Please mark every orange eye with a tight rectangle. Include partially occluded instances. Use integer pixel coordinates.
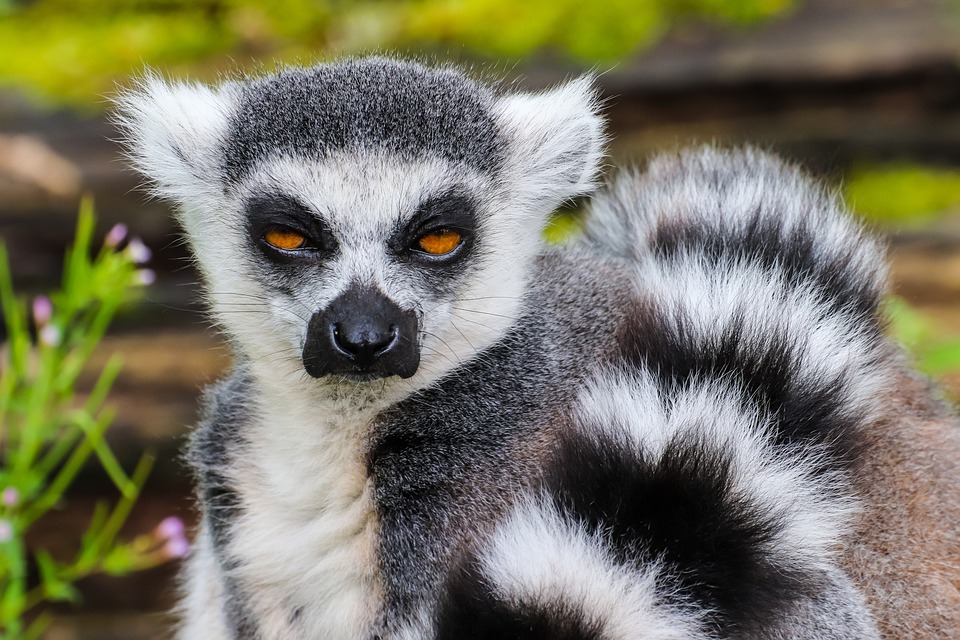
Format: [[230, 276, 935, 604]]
[[417, 229, 462, 256], [264, 228, 308, 251]]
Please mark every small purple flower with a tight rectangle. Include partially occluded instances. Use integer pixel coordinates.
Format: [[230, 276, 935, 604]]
[[0, 519, 12, 543], [32, 296, 52, 326], [156, 516, 185, 540], [126, 237, 152, 264], [155, 516, 189, 558], [136, 268, 156, 286], [104, 223, 128, 248], [2, 487, 18, 508], [163, 535, 190, 559]]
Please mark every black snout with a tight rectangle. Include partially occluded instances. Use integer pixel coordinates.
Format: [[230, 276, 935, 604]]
[[333, 321, 396, 364], [303, 284, 419, 380]]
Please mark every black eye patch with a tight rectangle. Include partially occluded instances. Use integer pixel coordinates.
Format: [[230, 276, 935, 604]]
[[392, 191, 478, 264], [245, 194, 337, 259]]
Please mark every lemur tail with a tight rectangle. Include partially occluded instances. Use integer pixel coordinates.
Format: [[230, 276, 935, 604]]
[[580, 146, 893, 454], [582, 146, 887, 310], [432, 148, 891, 638]]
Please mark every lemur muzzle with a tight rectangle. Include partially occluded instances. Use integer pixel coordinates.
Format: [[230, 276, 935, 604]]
[[303, 284, 420, 380]]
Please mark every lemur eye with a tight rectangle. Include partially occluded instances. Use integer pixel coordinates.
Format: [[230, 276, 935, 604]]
[[416, 229, 462, 256], [264, 228, 308, 251]]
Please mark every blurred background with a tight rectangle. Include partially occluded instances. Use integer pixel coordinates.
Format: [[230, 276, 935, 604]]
[[1, 0, 959, 637]]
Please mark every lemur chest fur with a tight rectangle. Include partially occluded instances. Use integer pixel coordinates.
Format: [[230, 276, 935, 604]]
[[219, 395, 383, 640]]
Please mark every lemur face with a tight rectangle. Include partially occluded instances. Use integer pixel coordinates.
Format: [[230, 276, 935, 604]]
[[230, 151, 508, 383], [118, 58, 605, 389]]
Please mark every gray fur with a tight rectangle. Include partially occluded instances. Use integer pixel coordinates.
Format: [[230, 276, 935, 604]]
[[764, 568, 880, 639], [224, 58, 505, 183], [368, 248, 633, 631], [186, 371, 258, 637]]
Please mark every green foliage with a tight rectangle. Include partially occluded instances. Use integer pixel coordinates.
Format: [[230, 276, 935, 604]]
[[0, 201, 182, 638], [543, 209, 584, 245], [398, 0, 792, 61], [0, 0, 794, 108], [845, 163, 960, 228], [886, 297, 960, 380], [845, 164, 960, 383]]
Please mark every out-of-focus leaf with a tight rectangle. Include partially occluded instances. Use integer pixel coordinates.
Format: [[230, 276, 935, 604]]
[[544, 210, 584, 245], [846, 163, 960, 227], [921, 341, 960, 375], [886, 296, 960, 379], [35, 552, 79, 604]]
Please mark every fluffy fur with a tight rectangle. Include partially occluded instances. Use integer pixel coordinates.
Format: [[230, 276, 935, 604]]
[[116, 58, 960, 639]]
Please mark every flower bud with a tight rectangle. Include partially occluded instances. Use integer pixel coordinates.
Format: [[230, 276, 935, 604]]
[[104, 223, 128, 248], [163, 535, 190, 559], [32, 296, 52, 326], [156, 516, 185, 540], [2, 487, 18, 508], [126, 237, 152, 264]]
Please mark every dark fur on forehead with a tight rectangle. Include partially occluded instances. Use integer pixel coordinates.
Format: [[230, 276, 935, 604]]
[[223, 57, 505, 183]]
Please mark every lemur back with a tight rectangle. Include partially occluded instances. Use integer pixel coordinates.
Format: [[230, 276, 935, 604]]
[[117, 58, 960, 639]]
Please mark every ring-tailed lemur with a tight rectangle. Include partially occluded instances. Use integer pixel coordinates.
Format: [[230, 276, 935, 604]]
[[116, 57, 960, 639]]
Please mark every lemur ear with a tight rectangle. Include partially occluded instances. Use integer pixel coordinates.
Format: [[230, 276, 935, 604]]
[[494, 76, 606, 209], [114, 74, 234, 205]]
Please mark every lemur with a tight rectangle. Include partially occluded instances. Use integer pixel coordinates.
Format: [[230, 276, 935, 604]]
[[117, 58, 960, 639]]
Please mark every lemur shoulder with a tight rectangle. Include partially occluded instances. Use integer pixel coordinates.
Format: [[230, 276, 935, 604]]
[[117, 57, 960, 639]]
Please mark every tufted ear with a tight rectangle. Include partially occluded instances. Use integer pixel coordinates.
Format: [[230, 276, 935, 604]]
[[114, 74, 234, 206], [493, 76, 607, 211]]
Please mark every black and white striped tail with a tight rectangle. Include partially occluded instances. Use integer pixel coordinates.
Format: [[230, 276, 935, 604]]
[[432, 148, 889, 639]]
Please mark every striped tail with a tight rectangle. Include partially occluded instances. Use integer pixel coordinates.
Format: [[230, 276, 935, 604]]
[[431, 148, 890, 639]]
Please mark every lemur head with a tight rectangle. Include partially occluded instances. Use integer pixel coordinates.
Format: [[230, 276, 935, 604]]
[[118, 58, 605, 390]]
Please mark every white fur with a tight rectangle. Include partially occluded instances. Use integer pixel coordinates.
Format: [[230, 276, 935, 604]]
[[177, 522, 232, 638], [576, 370, 855, 572], [628, 256, 892, 425], [479, 497, 708, 639], [213, 368, 398, 639], [113, 74, 236, 212], [494, 75, 607, 211]]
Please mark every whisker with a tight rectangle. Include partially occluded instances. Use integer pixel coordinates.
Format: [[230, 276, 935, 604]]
[[450, 307, 519, 321], [421, 331, 462, 366]]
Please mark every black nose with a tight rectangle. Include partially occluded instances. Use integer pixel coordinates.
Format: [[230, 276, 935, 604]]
[[303, 284, 419, 380], [332, 320, 397, 364]]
